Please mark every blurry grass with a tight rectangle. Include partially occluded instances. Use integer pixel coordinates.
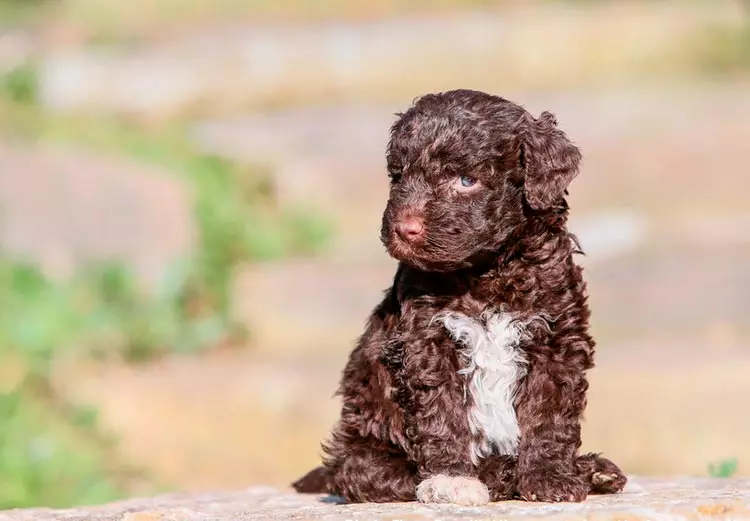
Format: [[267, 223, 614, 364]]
[[1, 60, 37, 106], [0, 390, 120, 509], [0, 0, 51, 27], [0, 60, 331, 509], [0, 257, 177, 506], [0, 259, 238, 364], [708, 458, 739, 478]]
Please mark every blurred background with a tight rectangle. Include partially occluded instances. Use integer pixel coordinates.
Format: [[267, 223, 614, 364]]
[[0, 0, 748, 510]]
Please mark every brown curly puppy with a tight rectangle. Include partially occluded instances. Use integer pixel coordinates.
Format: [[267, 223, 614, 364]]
[[293, 89, 626, 505]]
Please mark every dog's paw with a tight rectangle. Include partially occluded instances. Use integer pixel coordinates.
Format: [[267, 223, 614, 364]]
[[416, 475, 490, 506], [591, 470, 627, 494], [590, 456, 627, 494], [591, 471, 616, 487], [519, 467, 588, 503]]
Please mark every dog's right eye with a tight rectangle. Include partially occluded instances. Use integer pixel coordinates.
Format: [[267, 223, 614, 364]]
[[388, 169, 403, 184]]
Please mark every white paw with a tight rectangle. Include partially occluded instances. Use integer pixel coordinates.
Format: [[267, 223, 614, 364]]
[[416, 475, 490, 506]]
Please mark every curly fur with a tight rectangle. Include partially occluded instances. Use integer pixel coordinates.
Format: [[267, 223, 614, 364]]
[[292, 89, 626, 504]]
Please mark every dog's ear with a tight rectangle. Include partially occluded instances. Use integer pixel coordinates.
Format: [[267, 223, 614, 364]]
[[520, 111, 581, 211]]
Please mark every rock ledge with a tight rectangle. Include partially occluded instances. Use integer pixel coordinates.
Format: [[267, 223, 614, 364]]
[[2, 477, 749, 521]]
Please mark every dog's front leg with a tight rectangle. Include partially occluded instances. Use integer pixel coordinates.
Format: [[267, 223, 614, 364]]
[[515, 345, 591, 503], [404, 336, 490, 506]]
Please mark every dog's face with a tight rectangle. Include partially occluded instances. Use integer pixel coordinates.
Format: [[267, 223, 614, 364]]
[[380, 89, 582, 272]]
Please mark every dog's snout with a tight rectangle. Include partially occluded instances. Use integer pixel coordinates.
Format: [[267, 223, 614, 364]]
[[395, 215, 424, 242]]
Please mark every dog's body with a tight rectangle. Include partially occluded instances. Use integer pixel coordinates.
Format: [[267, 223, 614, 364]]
[[293, 90, 626, 505]]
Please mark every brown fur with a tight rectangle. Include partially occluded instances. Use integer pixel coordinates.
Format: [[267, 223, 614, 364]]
[[293, 89, 626, 503]]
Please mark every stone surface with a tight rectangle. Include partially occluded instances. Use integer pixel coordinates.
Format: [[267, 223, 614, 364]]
[[2, 478, 750, 520]]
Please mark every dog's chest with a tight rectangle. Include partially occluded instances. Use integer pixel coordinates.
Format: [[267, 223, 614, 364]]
[[439, 311, 529, 464]]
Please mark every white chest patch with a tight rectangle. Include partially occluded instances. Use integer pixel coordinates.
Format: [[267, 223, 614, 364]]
[[438, 311, 530, 464]]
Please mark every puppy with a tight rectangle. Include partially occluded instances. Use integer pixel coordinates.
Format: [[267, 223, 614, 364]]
[[293, 89, 626, 505]]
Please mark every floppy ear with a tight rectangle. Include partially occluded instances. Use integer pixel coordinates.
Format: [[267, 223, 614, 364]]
[[520, 111, 582, 211]]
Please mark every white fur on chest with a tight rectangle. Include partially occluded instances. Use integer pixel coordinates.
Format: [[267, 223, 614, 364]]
[[438, 311, 530, 465]]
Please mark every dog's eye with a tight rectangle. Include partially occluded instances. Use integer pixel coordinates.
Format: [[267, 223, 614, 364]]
[[388, 168, 403, 184], [457, 175, 478, 189]]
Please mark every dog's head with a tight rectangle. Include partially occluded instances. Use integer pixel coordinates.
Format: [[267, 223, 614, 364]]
[[380, 89, 581, 272]]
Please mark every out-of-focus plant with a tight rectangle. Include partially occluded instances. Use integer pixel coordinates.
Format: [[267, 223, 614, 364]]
[[0, 259, 123, 507], [690, 14, 750, 76], [0, 60, 37, 106], [0, 54, 332, 510], [708, 458, 739, 479], [0, 59, 332, 355], [0, 389, 122, 510]]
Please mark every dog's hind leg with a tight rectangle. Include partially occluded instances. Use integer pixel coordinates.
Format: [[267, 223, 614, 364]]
[[576, 453, 627, 494], [292, 466, 331, 494], [327, 444, 418, 503], [478, 453, 625, 501]]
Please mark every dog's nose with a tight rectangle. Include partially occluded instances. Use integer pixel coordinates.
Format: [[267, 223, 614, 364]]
[[395, 216, 424, 242]]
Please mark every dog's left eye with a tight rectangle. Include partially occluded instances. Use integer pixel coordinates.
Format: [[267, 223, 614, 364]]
[[457, 175, 477, 188]]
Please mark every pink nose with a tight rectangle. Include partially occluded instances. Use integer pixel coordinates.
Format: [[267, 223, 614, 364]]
[[395, 216, 424, 242]]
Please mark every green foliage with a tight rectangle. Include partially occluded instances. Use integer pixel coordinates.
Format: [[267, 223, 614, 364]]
[[0, 389, 121, 509], [39, 119, 333, 319], [0, 258, 208, 507], [708, 458, 739, 478], [0, 0, 50, 27], [0, 61, 38, 106], [0, 166, 330, 508], [0, 263, 126, 508], [0, 60, 332, 510], [0, 65, 332, 343], [1, 260, 175, 364]]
